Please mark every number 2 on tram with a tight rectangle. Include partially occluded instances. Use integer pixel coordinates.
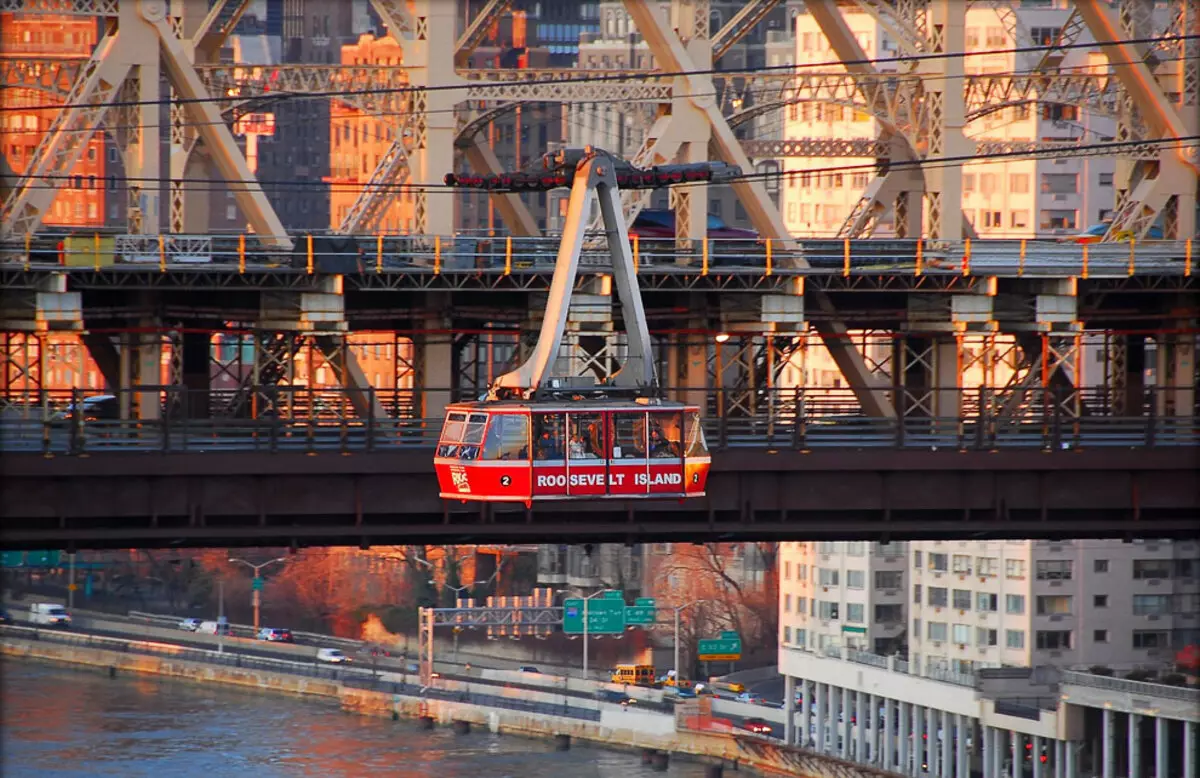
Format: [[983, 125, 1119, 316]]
[[434, 403, 711, 504]]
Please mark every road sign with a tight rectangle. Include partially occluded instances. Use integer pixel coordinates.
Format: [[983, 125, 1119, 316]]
[[625, 597, 657, 626], [0, 551, 24, 568], [252, 577, 265, 591], [563, 597, 626, 634], [3, 551, 61, 569], [698, 632, 742, 661], [602, 590, 624, 600]]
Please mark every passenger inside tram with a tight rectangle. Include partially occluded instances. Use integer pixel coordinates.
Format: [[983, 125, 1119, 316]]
[[648, 416, 682, 457], [535, 428, 563, 460]]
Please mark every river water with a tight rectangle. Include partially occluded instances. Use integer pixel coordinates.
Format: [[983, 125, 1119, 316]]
[[1, 662, 712, 778]]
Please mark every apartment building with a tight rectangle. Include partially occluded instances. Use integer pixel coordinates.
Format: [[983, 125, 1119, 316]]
[[908, 538, 1200, 675], [1, 13, 121, 229], [779, 541, 908, 656], [782, 4, 1118, 238]]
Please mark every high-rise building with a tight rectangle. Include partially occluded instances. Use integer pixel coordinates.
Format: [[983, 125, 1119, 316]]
[[908, 538, 1200, 675], [779, 541, 908, 657], [1, 13, 121, 229], [781, 4, 1119, 238]]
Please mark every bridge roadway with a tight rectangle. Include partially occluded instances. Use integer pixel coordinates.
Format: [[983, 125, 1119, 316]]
[[1, 416, 1196, 548]]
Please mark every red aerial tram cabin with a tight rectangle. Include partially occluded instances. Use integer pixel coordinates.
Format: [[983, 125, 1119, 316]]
[[434, 399, 711, 504], [436, 148, 739, 506]]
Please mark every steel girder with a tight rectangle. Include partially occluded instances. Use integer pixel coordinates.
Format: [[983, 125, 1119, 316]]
[[711, 0, 784, 62], [0, 0, 117, 13]]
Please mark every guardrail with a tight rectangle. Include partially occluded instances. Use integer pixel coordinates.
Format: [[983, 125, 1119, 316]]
[[1060, 669, 1200, 704], [3, 234, 1194, 278], [1, 413, 1194, 454], [0, 624, 603, 722], [126, 610, 364, 651]]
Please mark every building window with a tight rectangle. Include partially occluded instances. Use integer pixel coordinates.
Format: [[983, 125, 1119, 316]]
[[1035, 630, 1072, 650], [913, 550, 922, 568], [846, 570, 865, 590], [1005, 594, 1026, 615], [976, 592, 998, 612], [1011, 210, 1030, 229], [913, 583, 922, 604], [952, 623, 971, 644], [928, 621, 947, 642], [928, 587, 948, 607], [1035, 560, 1073, 581], [1099, 172, 1114, 187], [976, 627, 998, 647], [929, 553, 948, 572], [1005, 559, 1026, 579], [875, 570, 902, 590], [1132, 594, 1170, 615], [818, 601, 839, 621], [784, 626, 791, 644], [1009, 173, 1030, 193], [845, 542, 864, 556], [846, 603, 864, 623], [1094, 559, 1109, 573], [983, 211, 1002, 228], [1133, 559, 1170, 580], [817, 541, 837, 555], [874, 604, 902, 623], [1093, 595, 1108, 608], [952, 589, 972, 610], [976, 557, 998, 576], [1040, 209, 1078, 230], [1041, 173, 1079, 195], [1005, 629, 1025, 649], [952, 555, 972, 575], [963, 174, 975, 193], [980, 174, 998, 195], [784, 593, 792, 613], [1133, 630, 1170, 649], [1093, 629, 1108, 643], [1035, 595, 1072, 615], [818, 568, 839, 587]]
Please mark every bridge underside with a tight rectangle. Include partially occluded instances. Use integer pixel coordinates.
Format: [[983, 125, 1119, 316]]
[[1, 449, 1195, 549]]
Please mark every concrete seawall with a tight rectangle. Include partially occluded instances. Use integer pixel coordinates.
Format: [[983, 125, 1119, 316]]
[[3, 636, 897, 778]]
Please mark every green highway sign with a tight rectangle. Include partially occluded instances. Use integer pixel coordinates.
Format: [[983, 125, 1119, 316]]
[[252, 577, 265, 591], [625, 597, 657, 626], [1, 551, 24, 568], [698, 632, 742, 661], [563, 597, 626, 634], [1, 550, 61, 568], [603, 590, 624, 600]]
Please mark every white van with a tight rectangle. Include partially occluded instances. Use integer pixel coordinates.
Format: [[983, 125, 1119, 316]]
[[29, 602, 71, 627], [197, 620, 231, 636]]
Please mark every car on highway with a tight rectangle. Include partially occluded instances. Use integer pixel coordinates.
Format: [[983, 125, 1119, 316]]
[[742, 718, 773, 735], [178, 618, 203, 632], [737, 691, 767, 705], [257, 628, 294, 643], [595, 689, 637, 706], [1062, 222, 1164, 244], [51, 394, 121, 424], [518, 665, 540, 674], [0, 608, 13, 625], [316, 648, 350, 664]]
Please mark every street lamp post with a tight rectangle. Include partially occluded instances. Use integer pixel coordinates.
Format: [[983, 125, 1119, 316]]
[[672, 599, 718, 682], [228, 556, 287, 632]]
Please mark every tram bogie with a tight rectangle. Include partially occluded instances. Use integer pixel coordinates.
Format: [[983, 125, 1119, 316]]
[[434, 402, 710, 504]]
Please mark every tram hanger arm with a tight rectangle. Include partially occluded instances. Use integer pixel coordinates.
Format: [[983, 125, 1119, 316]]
[[457, 148, 681, 398]]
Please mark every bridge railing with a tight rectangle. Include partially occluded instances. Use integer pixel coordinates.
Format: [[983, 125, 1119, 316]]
[[2, 233, 1194, 277]]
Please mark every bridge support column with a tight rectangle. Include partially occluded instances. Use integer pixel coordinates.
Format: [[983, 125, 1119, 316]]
[[181, 331, 212, 418], [1155, 323, 1197, 418], [415, 316, 454, 421], [783, 675, 795, 746], [1104, 333, 1147, 416], [135, 322, 162, 421]]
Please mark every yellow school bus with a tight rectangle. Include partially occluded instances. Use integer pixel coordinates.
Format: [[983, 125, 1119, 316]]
[[611, 664, 658, 687]]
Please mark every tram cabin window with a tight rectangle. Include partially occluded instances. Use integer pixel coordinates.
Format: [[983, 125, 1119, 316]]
[[438, 411, 487, 460], [533, 413, 566, 460], [569, 413, 605, 459], [684, 411, 708, 457], [482, 414, 530, 460], [648, 412, 682, 458], [612, 413, 646, 459]]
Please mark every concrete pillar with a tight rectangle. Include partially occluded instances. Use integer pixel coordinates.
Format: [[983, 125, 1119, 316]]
[[855, 690, 866, 763], [798, 679, 810, 747], [868, 693, 878, 764], [137, 326, 162, 421], [899, 702, 910, 776], [1066, 740, 1077, 778], [783, 675, 795, 747], [913, 703, 924, 775], [1104, 709, 1115, 778], [841, 686, 851, 759], [1154, 716, 1167, 778], [884, 697, 895, 771], [815, 682, 826, 754], [992, 728, 1004, 778], [942, 710, 952, 778], [1185, 721, 1196, 778], [1130, 713, 1141, 778], [1012, 730, 1021, 778], [1034, 735, 1043, 778], [956, 715, 968, 778], [416, 324, 454, 421], [1055, 739, 1064, 778]]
